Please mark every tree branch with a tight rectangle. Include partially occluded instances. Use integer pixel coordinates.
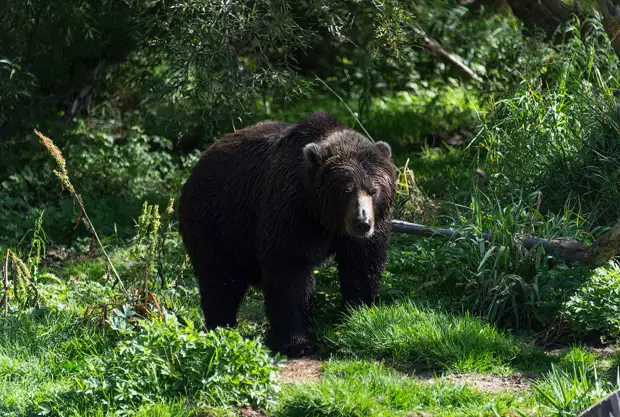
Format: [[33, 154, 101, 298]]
[[391, 219, 620, 269], [413, 25, 484, 83]]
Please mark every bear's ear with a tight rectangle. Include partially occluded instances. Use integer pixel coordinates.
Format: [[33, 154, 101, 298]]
[[303, 142, 329, 168], [375, 141, 392, 159]]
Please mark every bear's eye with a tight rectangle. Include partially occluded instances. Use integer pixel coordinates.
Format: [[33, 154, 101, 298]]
[[369, 188, 378, 197]]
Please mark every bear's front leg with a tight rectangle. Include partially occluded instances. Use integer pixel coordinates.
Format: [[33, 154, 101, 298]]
[[333, 231, 389, 309], [261, 262, 316, 357]]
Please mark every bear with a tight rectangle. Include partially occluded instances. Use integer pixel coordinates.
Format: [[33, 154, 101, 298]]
[[177, 112, 396, 357]]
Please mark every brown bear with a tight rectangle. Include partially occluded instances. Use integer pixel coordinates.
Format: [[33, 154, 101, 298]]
[[178, 112, 396, 357]]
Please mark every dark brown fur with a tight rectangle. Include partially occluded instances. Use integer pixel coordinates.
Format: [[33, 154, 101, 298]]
[[178, 112, 396, 357]]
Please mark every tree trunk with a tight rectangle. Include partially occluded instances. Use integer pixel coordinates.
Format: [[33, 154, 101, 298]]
[[458, 0, 512, 15], [505, 0, 582, 38], [599, 0, 620, 58]]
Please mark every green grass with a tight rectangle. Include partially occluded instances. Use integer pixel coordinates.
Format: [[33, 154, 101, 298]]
[[530, 360, 618, 417], [0, 247, 280, 416], [277, 360, 528, 417], [0, 309, 109, 416], [276, 348, 620, 417], [3, 231, 620, 417], [325, 300, 547, 374]]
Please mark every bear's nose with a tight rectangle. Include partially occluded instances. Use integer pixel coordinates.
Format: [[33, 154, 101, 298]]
[[356, 217, 372, 233]]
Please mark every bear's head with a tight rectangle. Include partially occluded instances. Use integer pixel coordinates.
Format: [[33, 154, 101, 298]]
[[303, 129, 396, 238]]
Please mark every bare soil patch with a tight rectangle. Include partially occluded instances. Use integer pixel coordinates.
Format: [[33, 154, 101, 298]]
[[440, 372, 535, 394], [279, 355, 323, 383], [413, 369, 539, 394], [237, 405, 269, 417]]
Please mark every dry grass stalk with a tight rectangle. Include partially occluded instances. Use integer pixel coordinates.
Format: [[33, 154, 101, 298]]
[[34, 129, 126, 292], [393, 158, 438, 223], [2, 250, 39, 313], [8, 250, 38, 307], [2, 252, 8, 316]]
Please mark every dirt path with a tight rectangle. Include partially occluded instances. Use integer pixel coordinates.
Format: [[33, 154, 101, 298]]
[[432, 372, 535, 394], [278, 355, 323, 383]]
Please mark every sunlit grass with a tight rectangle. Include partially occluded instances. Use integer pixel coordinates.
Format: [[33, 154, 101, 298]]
[[325, 300, 548, 374], [277, 360, 528, 417]]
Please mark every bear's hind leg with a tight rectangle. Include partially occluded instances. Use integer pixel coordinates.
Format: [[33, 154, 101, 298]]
[[198, 263, 251, 330]]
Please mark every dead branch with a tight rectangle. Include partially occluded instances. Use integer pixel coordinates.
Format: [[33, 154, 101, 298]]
[[34, 129, 126, 293], [391, 220, 620, 268], [412, 25, 484, 83]]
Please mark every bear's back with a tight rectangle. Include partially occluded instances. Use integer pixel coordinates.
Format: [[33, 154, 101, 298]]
[[178, 112, 349, 266], [177, 120, 305, 262]]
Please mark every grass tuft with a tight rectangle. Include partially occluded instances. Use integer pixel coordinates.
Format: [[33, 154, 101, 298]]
[[325, 300, 546, 374], [530, 360, 618, 417]]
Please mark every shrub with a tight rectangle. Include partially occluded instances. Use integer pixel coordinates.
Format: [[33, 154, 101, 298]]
[[562, 263, 620, 342], [0, 119, 200, 244], [78, 308, 281, 413]]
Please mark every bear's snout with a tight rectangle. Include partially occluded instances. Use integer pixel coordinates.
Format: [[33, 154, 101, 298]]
[[346, 192, 375, 238]]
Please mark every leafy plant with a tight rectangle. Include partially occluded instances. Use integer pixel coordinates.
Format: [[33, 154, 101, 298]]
[[79, 309, 282, 414], [562, 262, 620, 341], [529, 360, 618, 417]]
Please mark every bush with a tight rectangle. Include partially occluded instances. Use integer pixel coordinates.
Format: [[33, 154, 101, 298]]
[[0, 118, 200, 244], [78, 308, 281, 413], [562, 263, 620, 342]]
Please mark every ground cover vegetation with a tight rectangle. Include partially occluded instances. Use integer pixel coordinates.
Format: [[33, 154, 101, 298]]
[[4, 0, 620, 415]]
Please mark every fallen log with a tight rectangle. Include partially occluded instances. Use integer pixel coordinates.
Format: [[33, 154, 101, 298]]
[[578, 388, 620, 417], [391, 220, 620, 269]]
